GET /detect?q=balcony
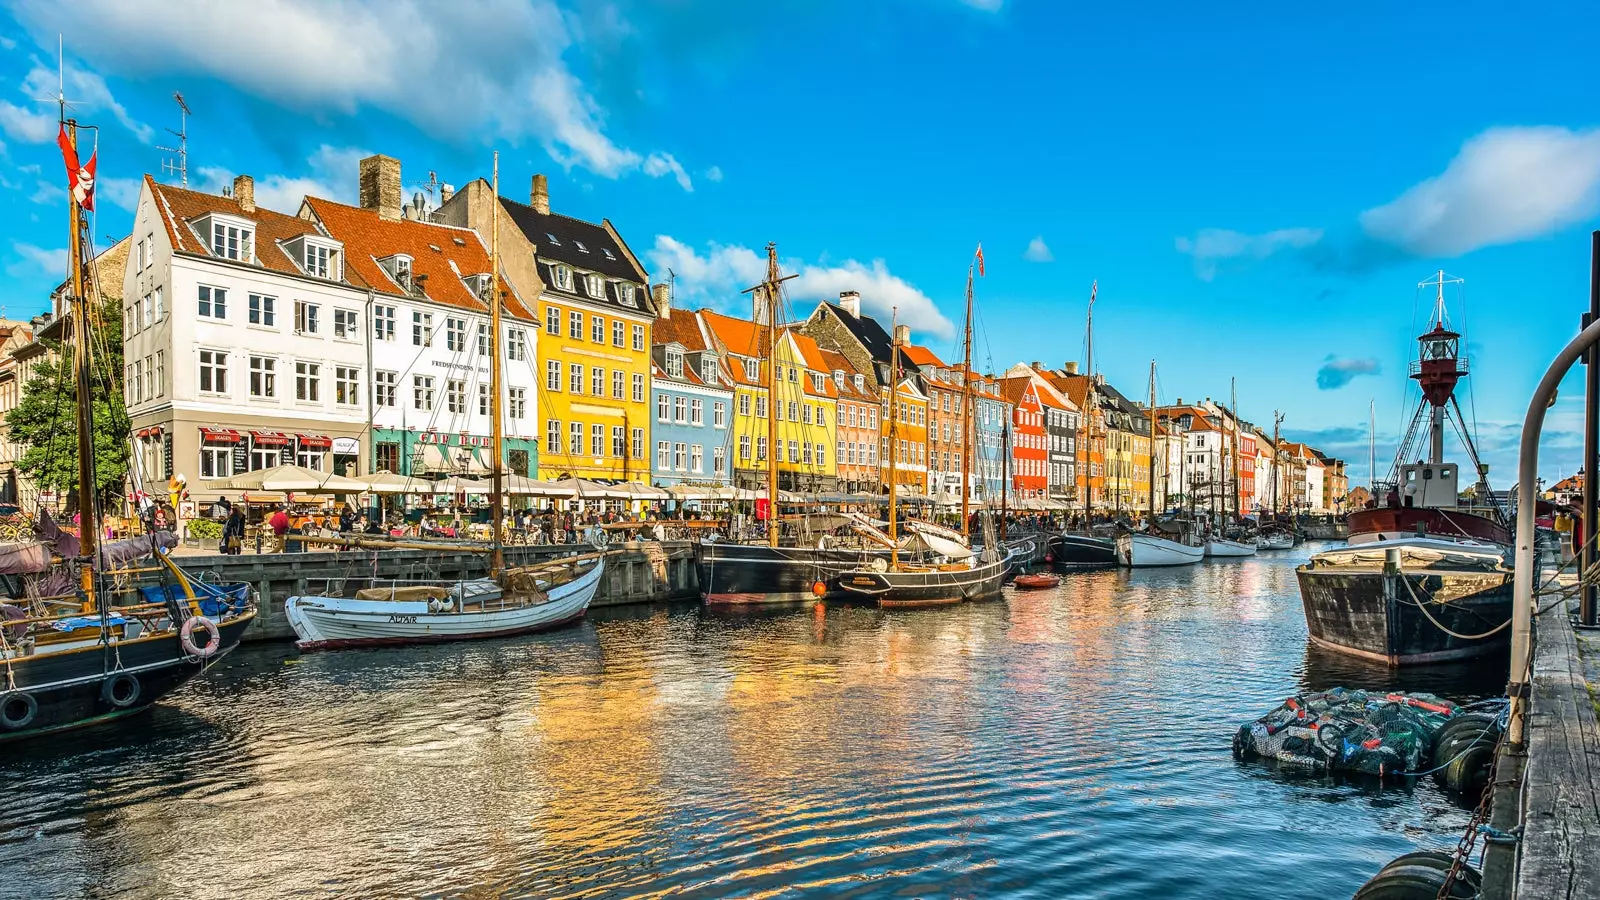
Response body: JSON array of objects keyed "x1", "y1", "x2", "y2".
[{"x1": 1409, "y1": 356, "x2": 1468, "y2": 377}]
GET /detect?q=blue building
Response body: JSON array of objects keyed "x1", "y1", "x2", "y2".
[{"x1": 650, "y1": 304, "x2": 734, "y2": 486}]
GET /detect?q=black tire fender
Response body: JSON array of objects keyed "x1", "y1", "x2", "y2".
[
  {"x1": 101, "y1": 672, "x2": 142, "y2": 709},
  {"x1": 0, "y1": 691, "x2": 38, "y2": 730}
]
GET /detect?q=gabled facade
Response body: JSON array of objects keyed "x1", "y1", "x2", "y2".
[
  {"x1": 1039, "y1": 365, "x2": 1105, "y2": 512},
  {"x1": 649, "y1": 293, "x2": 733, "y2": 487},
  {"x1": 302, "y1": 176, "x2": 541, "y2": 479},
  {"x1": 904, "y1": 343, "x2": 963, "y2": 501},
  {"x1": 437, "y1": 172, "x2": 653, "y2": 482},
  {"x1": 998, "y1": 375, "x2": 1046, "y2": 500},
  {"x1": 124, "y1": 174, "x2": 370, "y2": 500},
  {"x1": 1096, "y1": 380, "x2": 1151, "y2": 513},
  {"x1": 883, "y1": 375, "x2": 928, "y2": 496},
  {"x1": 822, "y1": 349, "x2": 880, "y2": 494},
  {"x1": 1005, "y1": 362, "x2": 1080, "y2": 505}
]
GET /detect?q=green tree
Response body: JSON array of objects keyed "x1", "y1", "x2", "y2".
[{"x1": 6, "y1": 297, "x2": 129, "y2": 507}]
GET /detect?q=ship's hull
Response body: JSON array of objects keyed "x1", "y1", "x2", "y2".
[
  {"x1": 1303, "y1": 521, "x2": 1350, "y2": 541},
  {"x1": 1347, "y1": 506, "x2": 1509, "y2": 545},
  {"x1": 834, "y1": 555, "x2": 1012, "y2": 608},
  {"x1": 0, "y1": 611, "x2": 256, "y2": 744},
  {"x1": 697, "y1": 542, "x2": 883, "y2": 605},
  {"x1": 1049, "y1": 534, "x2": 1118, "y2": 568},
  {"x1": 1115, "y1": 533, "x2": 1205, "y2": 567},
  {"x1": 1256, "y1": 533, "x2": 1295, "y2": 551},
  {"x1": 1295, "y1": 550, "x2": 1512, "y2": 666},
  {"x1": 285, "y1": 560, "x2": 601, "y2": 651},
  {"x1": 1204, "y1": 538, "x2": 1258, "y2": 558}
]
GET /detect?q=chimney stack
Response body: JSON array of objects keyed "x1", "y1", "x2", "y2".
[
  {"x1": 1064, "y1": 361, "x2": 1079, "y2": 375},
  {"x1": 1031, "y1": 360, "x2": 1043, "y2": 371},
  {"x1": 652, "y1": 283, "x2": 671, "y2": 319},
  {"x1": 359, "y1": 154, "x2": 402, "y2": 220},
  {"x1": 894, "y1": 324, "x2": 910, "y2": 346},
  {"x1": 530, "y1": 174, "x2": 550, "y2": 214},
  {"x1": 839, "y1": 290, "x2": 861, "y2": 317},
  {"x1": 441, "y1": 183, "x2": 455, "y2": 205},
  {"x1": 233, "y1": 175, "x2": 255, "y2": 213}
]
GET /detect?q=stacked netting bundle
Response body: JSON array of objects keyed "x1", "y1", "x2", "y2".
[{"x1": 1232, "y1": 688, "x2": 1467, "y2": 778}]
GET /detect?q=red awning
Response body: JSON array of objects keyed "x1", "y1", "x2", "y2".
[
  {"x1": 250, "y1": 430, "x2": 292, "y2": 446},
  {"x1": 297, "y1": 434, "x2": 333, "y2": 449},
  {"x1": 135, "y1": 426, "x2": 164, "y2": 439},
  {"x1": 199, "y1": 427, "x2": 243, "y2": 444}
]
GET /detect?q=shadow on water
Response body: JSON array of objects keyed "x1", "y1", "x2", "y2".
[{"x1": 1298, "y1": 642, "x2": 1508, "y2": 701}]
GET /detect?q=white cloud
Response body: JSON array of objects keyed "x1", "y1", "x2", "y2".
[
  {"x1": 642, "y1": 152, "x2": 692, "y2": 192},
  {"x1": 1360, "y1": 126, "x2": 1600, "y2": 257},
  {"x1": 28, "y1": 179, "x2": 66, "y2": 206},
  {"x1": 648, "y1": 235, "x2": 956, "y2": 338},
  {"x1": 98, "y1": 176, "x2": 144, "y2": 212},
  {"x1": 704, "y1": 165, "x2": 724, "y2": 183},
  {"x1": 0, "y1": 99, "x2": 55, "y2": 143},
  {"x1": 1174, "y1": 226, "x2": 1323, "y2": 280},
  {"x1": 6, "y1": 241, "x2": 68, "y2": 279},
  {"x1": 19, "y1": 60, "x2": 154, "y2": 143},
  {"x1": 961, "y1": 0, "x2": 1004, "y2": 9},
  {"x1": 8, "y1": 0, "x2": 693, "y2": 188},
  {"x1": 191, "y1": 144, "x2": 369, "y2": 212},
  {"x1": 1023, "y1": 235, "x2": 1053, "y2": 262}
]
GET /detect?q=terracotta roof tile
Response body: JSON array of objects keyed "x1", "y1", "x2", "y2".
[
  {"x1": 303, "y1": 196, "x2": 534, "y2": 321},
  {"x1": 901, "y1": 344, "x2": 945, "y2": 368},
  {"x1": 148, "y1": 176, "x2": 344, "y2": 283}
]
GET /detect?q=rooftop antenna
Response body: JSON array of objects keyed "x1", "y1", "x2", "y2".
[
  {"x1": 35, "y1": 36, "x2": 81, "y2": 122},
  {"x1": 421, "y1": 170, "x2": 442, "y2": 207},
  {"x1": 157, "y1": 91, "x2": 191, "y2": 186},
  {"x1": 1418, "y1": 268, "x2": 1463, "y2": 329},
  {"x1": 666, "y1": 267, "x2": 676, "y2": 304}
]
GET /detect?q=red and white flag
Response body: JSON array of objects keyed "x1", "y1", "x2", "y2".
[
  {"x1": 975, "y1": 243, "x2": 985, "y2": 277},
  {"x1": 57, "y1": 124, "x2": 97, "y2": 211},
  {"x1": 1089, "y1": 279, "x2": 1097, "y2": 309}
]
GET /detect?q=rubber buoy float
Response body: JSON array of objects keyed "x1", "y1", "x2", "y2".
[
  {"x1": 101, "y1": 672, "x2": 142, "y2": 709},
  {"x1": 811, "y1": 581, "x2": 827, "y2": 597},
  {"x1": 1353, "y1": 858, "x2": 1477, "y2": 899},
  {"x1": 0, "y1": 691, "x2": 37, "y2": 730},
  {"x1": 1377, "y1": 852, "x2": 1481, "y2": 894},
  {"x1": 180, "y1": 615, "x2": 221, "y2": 659}
]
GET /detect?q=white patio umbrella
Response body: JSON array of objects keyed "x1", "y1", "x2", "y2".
[
  {"x1": 432, "y1": 475, "x2": 492, "y2": 495},
  {"x1": 219, "y1": 464, "x2": 368, "y2": 494},
  {"x1": 361, "y1": 471, "x2": 430, "y2": 494},
  {"x1": 616, "y1": 482, "x2": 670, "y2": 500}
]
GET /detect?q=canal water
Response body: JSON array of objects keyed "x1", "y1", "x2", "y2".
[{"x1": 1, "y1": 545, "x2": 1505, "y2": 899}]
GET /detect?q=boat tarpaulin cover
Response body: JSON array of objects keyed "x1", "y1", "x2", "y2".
[
  {"x1": 0, "y1": 541, "x2": 51, "y2": 575},
  {"x1": 97, "y1": 531, "x2": 178, "y2": 570}
]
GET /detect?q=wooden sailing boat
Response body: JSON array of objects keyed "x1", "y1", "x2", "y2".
[
  {"x1": 1050, "y1": 282, "x2": 1117, "y2": 568},
  {"x1": 285, "y1": 154, "x2": 602, "y2": 650},
  {"x1": 835, "y1": 247, "x2": 1011, "y2": 606},
  {"x1": 1204, "y1": 378, "x2": 1257, "y2": 558},
  {"x1": 0, "y1": 114, "x2": 257, "y2": 744},
  {"x1": 1115, "y1": 361, "x2": 1203, "y2": 567}
]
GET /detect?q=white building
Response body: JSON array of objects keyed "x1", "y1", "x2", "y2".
[{"x1": 123, "y1": 175, "x2": 371, "y2": 500}]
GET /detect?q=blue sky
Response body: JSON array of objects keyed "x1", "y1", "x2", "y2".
[{"x1": 1, "y1": 0, "x2": 1597, "y2": 488}]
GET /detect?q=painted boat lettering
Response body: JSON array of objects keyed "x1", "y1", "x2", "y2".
[{"x1": 388, "y1": 614, "x2": 419, "y2": 624}]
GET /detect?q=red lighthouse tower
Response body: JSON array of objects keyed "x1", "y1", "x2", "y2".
[{"x1": 1411, "y1": 270, "x2": 1467, "y2": 464}]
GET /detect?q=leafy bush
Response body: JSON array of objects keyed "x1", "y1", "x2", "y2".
[{"x1": 187, "y1": 519, "x2": 222, "y2": 540}]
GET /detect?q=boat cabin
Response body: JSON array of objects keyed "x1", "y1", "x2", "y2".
[{"x1": 1399, "y1": 461, "x2": 1458, "y2": 508}]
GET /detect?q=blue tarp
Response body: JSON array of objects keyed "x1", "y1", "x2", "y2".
[{"x1": 138, "y1": 581, "x2": 251, "y2": 618}]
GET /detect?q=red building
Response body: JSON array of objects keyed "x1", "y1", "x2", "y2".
[{"x1": 999, "y1": 376, "x2": 1047, "y2": 499}]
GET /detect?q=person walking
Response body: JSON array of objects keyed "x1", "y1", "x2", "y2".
[
  {"x1": 221, "y1": 504, "x2": 247, "y2": 555},
  {"x1": 268, "y1": 506, "x2": 290, "y2": 552}
]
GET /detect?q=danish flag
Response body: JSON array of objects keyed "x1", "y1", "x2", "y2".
[
  {"x1": 56, "y1": 124, "x2": 97, "y2": 211},
  {"x1": 975, "y1": 243, "x2": 985, "y2": 277}
]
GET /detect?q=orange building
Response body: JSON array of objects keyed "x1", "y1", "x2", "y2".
[
  {"x1": 999, "y1": 375, "x2": 1047, "y2": 499},
  {"x1": 882, "y1": 375, "x2": 929, "y2": 496},
  {"x1": 1040, "y1": 367, "x2": 1105, "y2": 511},
  {"x1": 821, "y1": 349, "x2": 881, "y2": 494}
]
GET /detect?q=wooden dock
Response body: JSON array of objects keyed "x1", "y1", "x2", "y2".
[{"x1": 1482, "y1": 579, "x2": 1600, "y2": 898}]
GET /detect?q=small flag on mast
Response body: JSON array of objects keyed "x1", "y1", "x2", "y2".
[
  {"x1": 1089, "y1": 279, "x2": 1097, "y2": 309},
  {"x1": 975, "y1": 243, "x2": 985, "y2": 277},
  {"x1": 56, "y1": 124, "x2": 97, "y2": 211}
]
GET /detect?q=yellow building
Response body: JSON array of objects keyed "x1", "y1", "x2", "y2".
[
  {"x1": 700, "y1": 310, "x2": 838, "y2": 492},
  {"x1": 440, "y1": 174, "x2": 654, "y2": 482}
]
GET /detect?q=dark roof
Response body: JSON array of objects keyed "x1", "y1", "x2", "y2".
[
  {"x1": 499, "y1": 195, "x2": 644, "y2": 282},
  {"x1": 819, "y1": 301, "x2": 895, "y2": 365}
]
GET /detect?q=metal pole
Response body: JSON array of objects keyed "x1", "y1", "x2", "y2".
[
  {"x1": 1510, "y1": 312, "x2": 1600, "y2": 747},
  {"x1": 1584, "y1": 230, "x2": 1600, "y2": 627}
]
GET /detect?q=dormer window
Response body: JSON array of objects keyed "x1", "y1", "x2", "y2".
[
  {"x1": 665, "y1": 347, "x2": 684, "y2": 378},
  {"x1": 742, "y1": 358, "x2": 759, "y2": 381},
  {"x1": 466, "y1": 273, "x2": 492, "y2": 300},
  {"x1": 854, "y1": 374, "x2": 865, "y2": 391},
  {"x1": 380, "y1": 253, "x2": 415, "y2": 293},
  {"x1": 552, "y1": 264, "x2": 574, "y2": 292},
  {"x1": 617, "y1": 282, "x2": 636, "y2": 306},
  {"x1": 546, "y1": 233, "x2": 561, "y2": 247},
  {"x1": 701, "y1": 355, "x2": 718, "y2": 384},
  {"x1": 574, "y1": 240, "x2": 589, "y2": 253},
  {"x1": 602, "y1": 248, "x2": 616, "y2": 260},
  {"x1": 196, "y1": 213, "x2": 255, "y2": 262},
  {"x1": 584, "y1": 273, "x2": 604, "y2": 299},
  {"x1": 285, "y1": 235, "x2": 342, "y2": 280},
  {"x1": 833, "y1": 370, "x2": 845, "y2": 388},
  {"x1": 812, "y1": 372, "x2": 826, "y2": 391}
]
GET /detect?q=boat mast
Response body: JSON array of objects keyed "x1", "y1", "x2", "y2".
[
  {"x1": 1368, "y1": 398, "x2": 1376, "y2": 496},
  {"x1": 741, "y1": 244, "x2": 793, "y2": 548},
  {"x1": 1147, "y1": 360, "x2": 1157, "y2": 520},
  {"x1": 65, "y1": 117, "x2": 101, "y2": 609},
  {"x1": 488, "y1": 152, "x2": 505, "y2": 570},
  {"x1": 1230, "y1": 378, "x2": 1241, "y2": 521},
  {"x1": 960, "y1": 250, "x2": 976, "y2": 536},
  {"x1": 888, "y1": 307, "x2": 901, "y2": 569},
  {"x1": 1271, "y1": 411, "x2": 1283, "y2": 516}
]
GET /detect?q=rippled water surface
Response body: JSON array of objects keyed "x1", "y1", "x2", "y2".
[{"x1": 1, "y1": 545, "x2": 1506, "y2": 899}]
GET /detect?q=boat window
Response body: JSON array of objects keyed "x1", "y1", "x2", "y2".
[{"x1": 1440, "y1": 468, "x2": 1452, "y2": 478}]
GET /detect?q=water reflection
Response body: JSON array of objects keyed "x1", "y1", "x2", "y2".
[{"x1": 1, "y1": 547, "x2": 1494, "y2": 898}]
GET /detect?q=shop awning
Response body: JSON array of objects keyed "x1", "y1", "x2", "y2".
[
  {"x1": 199, "y1": 427, "x2": 243, "y2": 443},
  {"x1": 297, "y1": 434, "x2": 333, "y2": 449},
  {"x1": 135, "y1": 426, "x2": 164, "y2": 439},
  {"x1": 250, "y1": 430, "x2": 292, "y2": 446}
]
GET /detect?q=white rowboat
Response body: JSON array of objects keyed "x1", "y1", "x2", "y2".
[
  {"x1": 1115, "y1": 533, "x2": 1205, "y2": 567},
  {"x1": 1204, "y1": 538, "x2": 1258, "y2": 558},
  {"x1": 285, "y1": 555, "x2": 603, "y2": 651}
]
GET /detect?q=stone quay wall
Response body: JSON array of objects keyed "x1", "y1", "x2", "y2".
[{"x1": 157, "y1": 541, "x2": 700, "y2": 642}]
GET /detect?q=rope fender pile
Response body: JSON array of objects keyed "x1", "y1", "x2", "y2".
[{"x1": 1232, "y1": 688, "x2": 1506, "y2": 780}]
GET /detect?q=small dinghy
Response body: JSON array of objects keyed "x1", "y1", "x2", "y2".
[{"x1": 1012, "y1": 573, "x2": 1060, "y2": 590}]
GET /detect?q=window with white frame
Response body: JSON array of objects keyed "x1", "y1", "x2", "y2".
[
  {"x1": 547, "y1": 419, "x2": 561, "y2": 452},
  {"x1": 510, "y1": 388, "x2": 526, "y2": 420},
  {"x1": 742, "y1": 358, "x2": 759, "y2": 381},
  {"x1": 713, "y1": 447, "x2": 726, "y2": 474},
  {"x1": 508, "y1": 328, "x2": 528, "y2": 361},
  {"x1": 617, "y1": 282, "x2": 636, "y2": 306},
  {"x1": 612, "y1": 370, "x2": 623, "y2": 399},
  {"x1": 755, "y1": 396, "x2": 767, "y2": 418},
  {"x1": 478, "y1": 383, "x2": 489, "y2": 416},
  {"x1": 294, "y1": 301, "x2": 319, "y2": 334},
  {"x1": 674, "y1": 397, "x2": 687, "y2": 423},
  {"x1": 590, "y1": 366, "x2": 603, "y2": 396},
  {"x1": 568, "y1": 310, "x2": 582, "y2": 339},
  {"x1": 757, "y1": 436, "x2": 767, "y2": 461},
  {"x1": 740, "y1": 435, "x2": 751, "y2": 460},
  {"x1": 304, "y1": 242, "x2": 336, "y2": 279},
  {"x1": 569, "y1": 364, "x2": 583, "y2": 395},
  {"x1": 657, "y1": 441, "x2": 671, "y2": 471},
  {"x1": 295, "y1": 362, "x2": 320, "y2": 401},
  {"x1": 585, "y1": 273, "x2": 604, "y2": 300},
  {"x1": 198, "y1": 285, "x2": 227, "y2": 319},
  {"x1": 590, "y1": 315, "x2": 604, "y2": 344},
  {"x1": 632, "y1": 428, "x2": 643, "y2": 459},
  {"x1": 375, "y1": 370, "x2": 397, "y2": 407},
  {"x1": 739, "y1": 393, "x2": 750, "y2": 416},
  {"x1": 632, "y1": 324, "x2": 645, "y2": 351},
  {"x1": 249, "y1": 445, "x2": 279, "y2": 471},
  {"x1": 413, "y1": 311, "x2": 432, "y2": 346},
  {"x1": 335, "y1": 367, "x2": 359, "y2": 405},
  {"x1": 612, "y1": 320, "x2": 624, "y2": 347},
  {"x1": 445, "y1": 317, "x2": 466, "y2": 352},
  {"x1": 568, "y1": 422, "x2": 582, "y2": 454},
  {"x1": 690, "y1": 445, "x2": 703, "y2": 473},
  {"x1": 612, "y1": 425, "x2": 625, "y2": 457},
  {"x1": 690, "y1": 398, "x2": 703, "y2": 425},
  {"x1": 477, "y1": 321, "x2": 490, "y2": 356},
  {"x1": 154, "y1": 351, "x2": 164, "y2": 397},
  {"x1": 130, "y1": 360, "x2": 143, "y2": 404},
  {"x1": 546, "y1": 305, "x2": 560, "y2": 335},
  {"x1": 632, "y1": 373, "x2": 644, "y2": 402},
  {"x1": 803, "y1": 443, "x2": 813, "y2": 465},
  {"x1": 414, "y1": 375, "x2": 435, "y2": 410},
  {"x1": 249, "y1": 356, "x2": 276, "y2": 398},
  {"x1": 713, "y1": 401, "x2": 726, "y2": 428},
  {"x1": 296, "y1": 444, "x2": 324, "y2": 470},
  {"x1": 553, "y1": 265, "x2": 574, "y2": 292},
  {"x1": 198, "y1": 349, "x2": 228, "y2": 393},
  {"x1": 546, "y1": 360, "x2": 561, "y2": 391},
  {"x1": 591, "y1": 424, "x2": 604, "y2": 456},
  {"x1": 333, "y1": 308, "x2": 357, "y2": 340},
  {"x1": 446, "y1": 379, "x2": 466, "y2": 413},
  {"x1": 200, "y1": 444, "x2": 233, "y2": 479},
  {"x1": 702, "y1": 356, "x2": 718, "y2": 384},
  {"x1": 666, "y1": 348, "x2": 684, "y2": 378},
  {"x1": 674, "y1": 443, "x2": 687, "y2": 471},
  {"x1": 374, "y1": 304, "x2": 396, "y2": 340},
  {"x1": 210, "y1": 219, "x2": 253, "y2": 261},
  {"x1": 657, "y1": 393, "x2": 669, "y2": 421}
]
